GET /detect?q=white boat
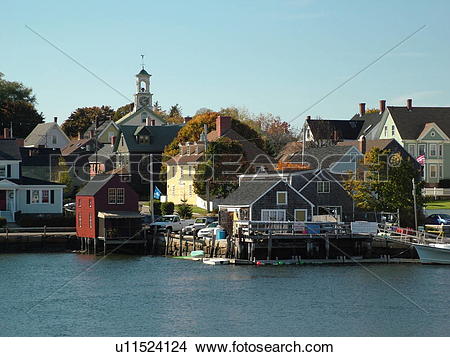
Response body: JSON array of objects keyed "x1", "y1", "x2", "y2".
[
  {"x1": 414, "y1": 243, "x2": 450, "y2": 264},
  {"x1": 203, "y1": 258, "x2": 229, "y2": 265}
]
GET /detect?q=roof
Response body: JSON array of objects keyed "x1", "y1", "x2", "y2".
[
  {"x1": 306, "y1": 119, "x2": 363, "y2": 141},
  {"x1": 0, "y1": 139, "x2": 22, "y2": 160},
  {"x1": 8, "y1": 176, "x2": 65, "y2": 186},
  {"x1": 165, "y1": 153, "x2": 204, "y2": 165},
  {"x1": 76, "y1": 174, "x2": 114, "y2": 196},
  {"x1": 207, "y1": 128, "x2": 269, "y2": 163},
  {"x1": 218, "y1": 180, "x2": 279, "y2": 206},
  {"x1": 276, "y1": 141, "x2": 303, "y2": 162},
  {"x1": 24, "y1": 122, "x2": 69, "y2": 146},
  {"x1": 119, "y1": 124, "x2": 182, "y2": 153},
  {"x1": 62, "y1": 138, "x2": 95, "y2": 156},
  {"x1": 88, "y1": 143, "x2": 115, "y2": 163},
  {"x1": 289, "y1": 146, "x2": 354, "y2": 170},
  {"x1": 337, "y1": 139, "x2": 394, "y2": 152},
  {"x1": 84, "y1": 119, "x2": 113, "y2": 138},
  {"x1": 387, "y1": 106, "x2": 450, "y2": 139},
  {"x1": 350, "y1": 112, "x2": 384, "y2": 138},
  {"x1": 98, "y1": 211, "x2": 142, "y2": 219},
  {"x1": 20, "y1": 147, "x2": 61, "y2": 165},
  {"x1": 137, "y1": 68, "x2": 150, "y2": 76}
]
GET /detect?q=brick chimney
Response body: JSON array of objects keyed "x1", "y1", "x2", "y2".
[
  {"x1": 89, "y1": 130, "x2": 95, "y2": 139},
  {"x1": 359, "y1": 103, "x2": 366, "y2": 117},
  {"x1": 406, "y1": 98, "x2": 413, "y2": 111},
  {"x1": 183, "y1": 116, "x2": 192, "y2": 124},
  {"x1": 111, "y1": 135, "x2": 116, "y2": 146},
  {"x1": 216, "y1": 116, "x2": 232, "y2": 137},
  {"x1": 306, "y1": 115, "x2": 311, "y2": 120},
  {"x1": 358, "y1": 135, "x2": 366, "y2": 154},
  {"x1": 54, "y1": 116, "x2": 58, "y2": 123},
  {"x1": 3, "y1": 128, "x2": 10, "y2": 138},
  {"x1": 379, "y1": 100, "x2": 386, "y2": 113}
]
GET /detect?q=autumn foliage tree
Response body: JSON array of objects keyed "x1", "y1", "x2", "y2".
[{"x1": 62, "y1": 105, "x2": 115, "y2": 138}]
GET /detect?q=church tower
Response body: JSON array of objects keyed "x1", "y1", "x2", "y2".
[{"x1": 134, "y1": 67, "x2": 153, "y2": 112}]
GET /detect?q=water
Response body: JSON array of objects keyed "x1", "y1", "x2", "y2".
[{"x1": 0, "y1": 253, "x2": 449, "y2": 336}]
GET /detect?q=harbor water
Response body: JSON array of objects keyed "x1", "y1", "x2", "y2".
[{"x1": 0, "y1": 253, "x2": 449, "y2": 336}]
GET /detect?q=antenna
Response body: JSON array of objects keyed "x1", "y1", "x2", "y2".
[{"x1": 141, "y1": 54, "x2": 145, "y2": 69}]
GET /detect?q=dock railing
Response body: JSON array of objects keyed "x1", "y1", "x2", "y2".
[{"x1": 377, "y1": 224, "x2": 448, "y2": 245}]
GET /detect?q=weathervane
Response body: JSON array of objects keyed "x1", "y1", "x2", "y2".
[{"x1": 141, "y1": 54, "x2": 145, "y2": 69}]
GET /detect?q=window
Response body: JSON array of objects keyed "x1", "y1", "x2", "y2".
[
  {"x1": 317, "y1": 181, "x2": 330, "y2": 193},
  {"x1": 52, "y1": 135, "x2": 57, "y2": 144},
  {"x1": 430, "y1": 144, "x2": 437, "y2": 157},
  {"x1": 108, "y1": 188, "x2": 116, "y2": 204},
  {"x1": 408, "y1": 144, "x2": 416, "y2": 157},
  {"x1": 431, "y1": 131, "x2": 436, "y2": 137},
  {"x1": 138, "y1": 135, "x2": 150, "y2": 144},
  {"x1": 276, "y1": 191, "x2": 287, "y2": 205},
  {"x1": 0, "y1": 165, "x2": 5, "y2": 177},
  {"x1": 188, "y1": 165, "x2": 192, "y2": 177},
  {"x1": 439, "y1": 165, "x2": 443, "y2": 179},
  {"x1": 151, "y1": 119, "x2": 156, "y2": 126},
  {"x1": 41, "y1": 190, "x2": 49, "y2": 203},
  {"x1": 172, "y1": 185, "x2": 175, "y2": 196},
  {"x1": 418, "y1": 144, "x2": 426, "y2": 156},
  {"x1": 89, "y1": 213, "x2": 92, "y2": 228},
  {"x1": 261, "y1": 209, "x2": 286, "y2": 221},
  {"x1": 294, "y1": 209, "x2": 307, "y2": 222},
  {"x1": 31, "y1": 190, "x2": 40, "y2": 204},
  {"x1": 78, "y1": 213, "x2": 82, "y2": 228},
  {"x1": 116, "y1": 188, "x2": 125, "y2": 204},
  {"x1": 430, "y1": 164, "x2": 438, "y2": 179},
  {"x1": 180, "y1": 167, "x2": 184, "y2": 178},
  {"x1": 89, "y1": 199, "x2": 92, "y2": 208},
  {"x1": 189, "y1": 185, "x2": 192, "y2": 196},
  {"x1": 439, "y1": 144, "x2": 443, "y2": 157},
  {"x1": 391, "y1": 125, "x2": 395, "y2": 136},
  {"x1": 78, "y1": 199, "x2": 81, "y2": 208},
  {"x1": 384, "y1": 126, "x2": 387, "y2": 136},
  {"x1": 141, "y1": 113, "x2": 147, "y2": 123}
]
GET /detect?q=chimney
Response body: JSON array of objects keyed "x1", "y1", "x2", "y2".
[
  {"x1": 306, "y1": 115, "x2": 311, "y2": 120},
  {"x1": 111, "y1": 135, "x2": 116, "y2": 146},
  {"x1": 89, "y1": 130, "x2": 95, "y2": 139},
  {"x1": 359, "y1": 103, "x2": 366, "y2": 117},
  {"x1": 358, "y1": 135, "x2": 367, "y2": 154},
  {"x1": 184, "y1": 116, "x2": 192, "y2": 124},
  {"x1": 146, "y1": 117, "x2": 151, "y2": 126},
  {"x1": 406, "y1": 98, "x2": 413, "y2": 111},
  {"x1": 78, "y1": 132, "x2": 82, "y2": 140},
  {"x1": 216, "y1": 116, "x2": 232, "y2": 137},
  {"x1": 3, "y1": 128, "x2": 10, "y2": 139},
  {"x1": 54, "y1": 116, "x2": 58, "y2": 123},
  {"x1": 379, "y1": 100, "x2": 386, "y2": 113}
]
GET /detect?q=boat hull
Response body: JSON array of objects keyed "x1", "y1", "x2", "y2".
[{"x1": 414, "y1": 244, "x2": 450, "y2": 264}]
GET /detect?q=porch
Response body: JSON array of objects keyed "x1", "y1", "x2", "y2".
[{"x1": 0, "y1": 189, "x2": 17, "y2": 222}]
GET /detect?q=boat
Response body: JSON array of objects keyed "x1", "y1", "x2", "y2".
[
  {"x1": 203, "y1": 258, "x2": 229, "y2": 265},
  {"x1": 413, "y1": 243, "x2": 450, "y2": 264}
]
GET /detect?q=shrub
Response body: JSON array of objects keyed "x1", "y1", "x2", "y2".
[
  {"x1": 177, "y1": 201, "x2": 193, "y2": 219},
  {"x1": 439, "y1": 179, "x2": 450, "y2": 188},
  {"x1": 0, "y1": 217, "x2": 7, "y2": 227},
  {"x1": 161, "y1": 201, "x2": 175, "y2": 215},
  {"x1": 16, "y1": 214, "x2": 75, "y2": 227}
]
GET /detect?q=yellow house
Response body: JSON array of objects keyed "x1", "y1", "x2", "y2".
[{"x1": 165, "y1": 142, "x2": 205, "y2": 205}]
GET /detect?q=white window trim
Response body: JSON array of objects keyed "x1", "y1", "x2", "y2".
[
  {"x1": 261, "y1": 209, "x2": 286, "y2": 222},
  {"x1": 439, "y1": 164, "x2": 444, "y2": 179},
  {"x1": 108, "y1": 188, "x2": 116, "y2": 204},
  {"x1": 116, "y1": 188, "x2": 125, "y2": 205},
  {"x1": 429, "y1": 164, "x2": 438, "y2": 179},
  {"x1": 30, "y1": 189, "x2": 51, "y2": 204},
  {"x1": 418, "y1": 144, "x2": 426, "y2": 156},
  {"x1": 408, "y1": 144, "x2": 416, "y2": 157},
  {"x1": 317, "y1": 181, "x2": 331, "y2": 193},
  {"x1": 294, "y1": 209, "x2": 308, "y2": 222},
  {"x1": 276, "y1": 191, "x2": 288, "y2": 205},
  {"x1": 430, "y1": 144, "x2": 437, "y2": 157}
]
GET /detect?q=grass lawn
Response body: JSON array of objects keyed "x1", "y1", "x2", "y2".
[{"x1": 424, "y1": 200, "x2": 450, "y2": 209}]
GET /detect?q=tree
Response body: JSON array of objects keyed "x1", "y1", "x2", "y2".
[
  {"x1": 0, "y1": 73, "x2": 36, "y2": 104},
  {"x1": 344, "y1": 147, "x2": 424, "y2": 227},
  {"x1": 167, "y1": 104, "x2": 184, "y2": 124},
  {"x1": 177, "y1": 199, "x2": 193, "y2": 219},
  {"x1": 0, "y1": 73, "x2": 44, "y2": 138},
  {"x1": 113, "y1": 102, "x2": 134, "y2": 121},
  {"x1": 0, "y1": 100, "x2": 44, "y2": 138},
  {"x1": 193, "y1": 137, "x2": 247, "y2": 199},
  {"x1": 54, "y1": 157, "x2": 76, "y2": 197},
  {"x1": 62, "y1": 106, "x2": 115, "y2": 138},
  {"x1": 161, "y1": 201, "x2": 175, "y2": 215}
]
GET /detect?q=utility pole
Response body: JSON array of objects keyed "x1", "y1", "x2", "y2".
[
  {"x1": 200, "y1": 124, "x2": 210, "y2": 213},
  {"x1": 412, "y1": 178, "x2": 418, "y2": 231},
  {"x1": 301, "y1": 120, "x2": 306, "y2": 165},
  {"x1": 149, "y1": 153, "x2": 154, "y2": 222}
]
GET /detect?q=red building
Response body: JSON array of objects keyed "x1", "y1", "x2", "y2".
[{"x1": 76, "y1": 174, "x2": 141, "y2": 239}]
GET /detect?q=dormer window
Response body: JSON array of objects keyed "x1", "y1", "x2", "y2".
[{"x1": 138, "y1": 135, "x2": 150, "y2": 144}]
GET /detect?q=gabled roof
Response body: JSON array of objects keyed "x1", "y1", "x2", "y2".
[
  {"x1": 350, "y1": 112, "x2": 385, "y2": 138},
  {"x1": 218, "y1": 180, "x2": 281, "y2": 206},
  {"x1": 337, "y1": 139, "x2": 394, "y2": 152},
  {"x1": 387, "y1": 106, "x2": 450, "y2": 139},
  {"x1": 137, "y1": 68, "x2": 150, "y2": 76},
  {"x1": 306, "y1": 119, "x2": 363, "y2": 141},
  {"x1": 116, "y1": 105, "x2": 165, "y2": 125},
  {"x1": 77, "y1": 174, "x2": 114, "y2": 196},
  {"x1": 24, "y1": 122, "x2": 69, "y2": 146},
  {"x1": 288, "y1": 146, "x2": 356, "y2": 170},
  {"x1": 118, "y1": 124, "x2": 182, "y2": 153},
  {"x1": 62, "y1": 137, "x2": 96, "y2": 156},
  {"x1": 0, "y1": 139, "x2": 22, "y2": 160},
  {"x1": 88, "y1": 143, "x2": 116, "y2": 163},
  {"x1": 8, "y1": 176, "x2": 65, "y2": 186}
]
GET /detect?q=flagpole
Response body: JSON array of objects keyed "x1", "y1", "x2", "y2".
[{"x1": 150, "y1": 154, "x2": 154, "y2": 222}]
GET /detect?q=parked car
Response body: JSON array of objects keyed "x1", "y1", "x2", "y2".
[
  {"x1": 197, "y1": 222, "x2": 223, "y2": 238},
  {"x1": 182, "y1": 216, "x2": 217, "y2": 236},
  {"x1": 150, "y1": 215, "x2": 193, "y2": 233},
  {"x1": 141, "y1": 214, "x2": 160, "y2": 228},
  {"x1": 64, "y1": 202, "x2": 76, "y2": 213},
  {"x1": 425, "y1": 214, "x2": 450, "y2": 225}
]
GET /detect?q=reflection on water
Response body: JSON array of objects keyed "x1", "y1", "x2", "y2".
[{"x1": 0, "y1": 254, "x2": 449, "y2": 336}]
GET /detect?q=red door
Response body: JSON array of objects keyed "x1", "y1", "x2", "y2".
[{"x1": 0, "y1": 191, "x2": 6, "y2": 210}]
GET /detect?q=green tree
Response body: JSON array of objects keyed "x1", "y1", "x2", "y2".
[
  {"x1": 0, "y1": 100, "x2": 44, "y2": 138},
  {"x1": 54, "y1": 157, "x2": 75, "y2": 197},
  {"x1": 193, "y1": 137, "x2": 247, "y2": 199},
  {"x1": 167, "y1": 104, "x2": 184, "y2": 124},
  {"x1": 161, "y1": 201, "x2": 175, "y2": 215},
  {"x1": 344, "y1": 147, "x2": 424, "y2": 227},
  {"x1": 113, "y1": 102, "x2": 134, "y2": 121},
  {"x1": 177, "y1": 199, "x2": 193, "y2": 219},
  {"x1": 62, "y1": 105, "x2": 115, "y2": 138},
  {"x1": 0, "y1": 73, "x2": 36, "y2": 104}
]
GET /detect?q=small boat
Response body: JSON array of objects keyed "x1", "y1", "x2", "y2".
[
  {"x1": 190, "y1": 250, "x2": 205, "y2": 258},
  {"x1": 203, "y1": 258, "x2": 229, "y2": 265},
  {"x1": 414, "y1": 243, "x2": 450, "y2": 264}
]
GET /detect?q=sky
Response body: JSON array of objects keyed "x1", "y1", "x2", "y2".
[{"x1": 1, "y1": 0, "x2": 450, "y2": 129}]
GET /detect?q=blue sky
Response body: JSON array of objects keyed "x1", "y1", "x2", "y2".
[{"x1": 1, "y1": 0, "x2": 449, "y2": 128}]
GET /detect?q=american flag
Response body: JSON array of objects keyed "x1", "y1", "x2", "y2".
[{"x1": 416, "y1": 154, "x2": 425, "y2": 166}]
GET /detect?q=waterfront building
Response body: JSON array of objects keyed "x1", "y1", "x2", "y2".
[{"x1": 24, "y1": 116, "x2": 70, "y2": 149}]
